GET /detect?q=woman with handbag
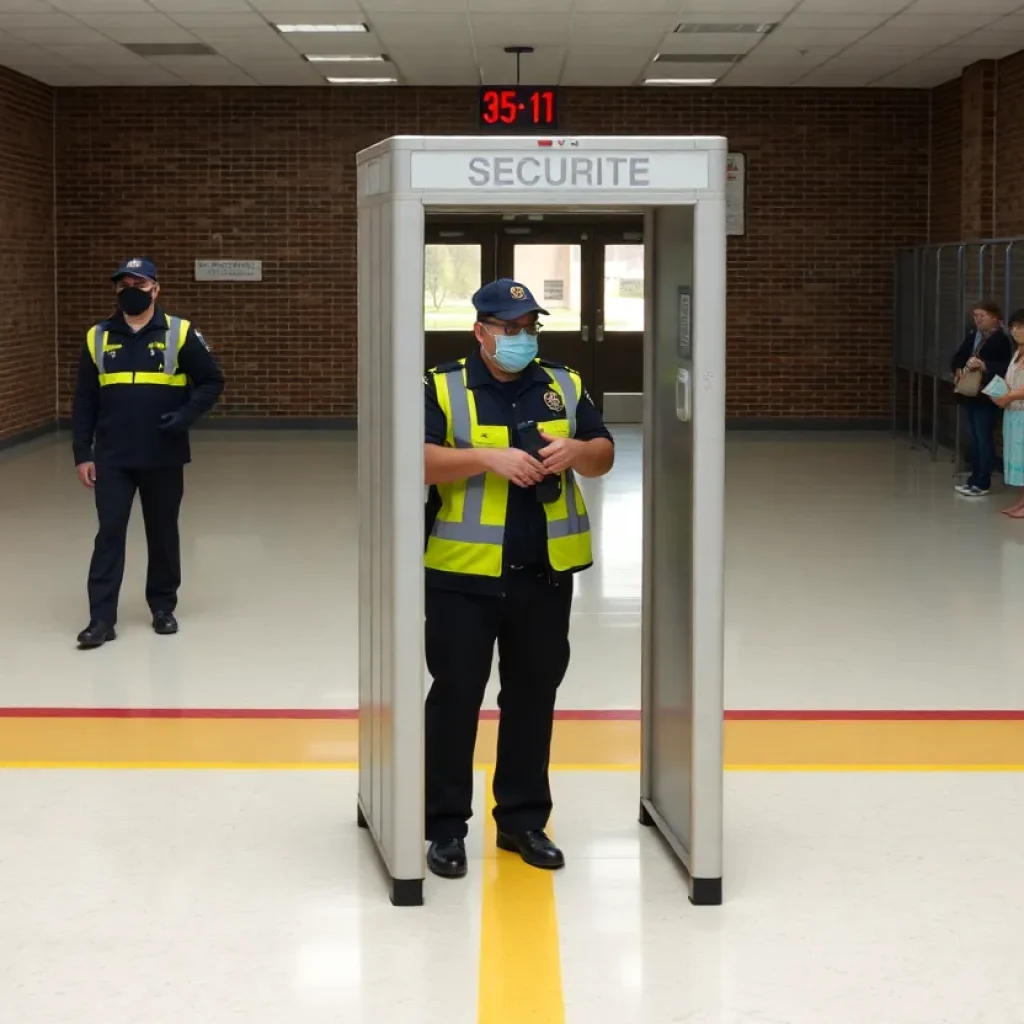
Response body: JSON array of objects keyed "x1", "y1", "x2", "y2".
[
  {"x1": 952, "y1": 300, "x2": 1012, "y2": 497},
  {"x1": 988, "y1": 309, "x2": 1024, "y2": 517}
]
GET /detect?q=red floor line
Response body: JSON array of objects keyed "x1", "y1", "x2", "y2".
[{"x1": 1, "y1": 707, "x2": 1023, "y2": 721}]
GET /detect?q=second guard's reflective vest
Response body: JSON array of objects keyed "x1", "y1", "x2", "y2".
[
  {"x1": 85, "y1": 315, "x2": 190, "y2": 388},
  {"x1": 425, "y1": 358, "x2": 593, "y2": 577}
]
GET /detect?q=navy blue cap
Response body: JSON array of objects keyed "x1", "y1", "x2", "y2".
[
  {"x1": 472, "y1": 278, "x2": 549, "y2": 321},
  {"x1": 111, "y1": 258, "x2": 158, "y2": 282}
]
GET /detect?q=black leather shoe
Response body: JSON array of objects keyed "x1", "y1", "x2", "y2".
[
  {"x1": 77, "y1": 621, "x2": 116, "y2": 649},
  {"x1": 496, "y1": 830, "x2": 565, "y2": 869},
  {"x1": 152, "y1": 611, "x2": 178, "y2": 635},
  {"x1": 427, "y1": 838, "x2": 467, "y2": 879}
]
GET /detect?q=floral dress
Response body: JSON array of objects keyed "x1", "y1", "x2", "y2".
[{"x1": 1003, "y1": 354, "x2": 1024, "y2": 486}]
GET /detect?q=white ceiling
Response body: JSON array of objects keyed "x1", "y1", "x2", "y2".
[{"x1": 0, "y1": 0, "x2": 1023, "y2": 88}]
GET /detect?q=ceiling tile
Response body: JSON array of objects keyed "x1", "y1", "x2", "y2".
[
  {"x1": 561, "y1": 65, "x2": 643, "y2": 85},
  {"x1": 49, "y1": 0, "x2": 155, "y2": 12},
  {"x1": 190, "y1": 29, "x2": 298, "y2": 57},
  {"x1": 575, "y1": 0, "x2": 686, "y2": 10},
  {"x1": 470, "y1": 13, "x2": 572, "y2": 46},
  {"x1": 871, "y1": 65, "x2": 960, "y2": 86},
  {"x1": 781, "y1": 12, "x2": 889, "y2": 28},
  {"x1": 798, "y1": 0, "x2": 912, "y2": 11},
  {"x1": 0, "y1": 11, "x2": 81, "y2": 28},
  {"x1": 161, "y1": 13, "x2": 270, "y2": 31},
  {"x1": 403, "y1": 68, "x2": 479, "y2": 85},
  {"x1": 737, "y1": 44, "x2": 842, "y2": 65},
  {"x1": 905, "y1": 0, "x2": 1021, "y2": 11},
  {"x1": 0, "y1": 1, "x2": 52, "y2": 12},
  {"x1": 677, "y1": 0, "x2": 796, "y2": 13},
  {"x1": 245, "y1": 63, "x2": 329, "y2": 84},
  {"x1": 470, "y1": 0, "x2": 571, "y2": 9},
  {"x1": 718, "y1": 63, "x2": 804, "y2": 84},
  {"x1": 149, "y1": 0, "x2": 251, "y2": 10},
  {"x1": 360, "y1": 0, "x2": 466, "y2": 9},
  {"x1": 249, "y1": 0, "x2": 364, "y2": 12},
  {"x1": 568, "y1": 13, "x2": 676, "y2": 46},
  {"x1": 74, "y1": 12, "x2": 203, "y2": 42},
  {"x1": 656, "y1": 33, "x2": 760, "y2": 54},
  {"x1": 370, "y1": 12, "x2": 471, "y2": 44},
  {"x1": 760, "y1": 27, "x2": 873, "y2": 47},
  {"x1": 797, "y1": 67, "x2": 879, "y2": 86},
  {"x1": 864, "y1": 16, "x2": 989, "y2": 46}
]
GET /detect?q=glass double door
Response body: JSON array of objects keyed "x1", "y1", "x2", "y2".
[{"x1": 424, "y1": 217, "x2": 645, "y2": 412}]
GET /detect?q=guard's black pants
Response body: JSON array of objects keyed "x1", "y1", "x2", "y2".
[
  {"x1": 87, "y1": 465, "x2": 184, "y2": 625},
  {"x1": 424, "y1": 568, "x2": 573, "y2": 841}
]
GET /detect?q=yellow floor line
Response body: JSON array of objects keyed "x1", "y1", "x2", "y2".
[
  {"x1": 477, "y1": 769, "x2": 565, "y2": 1024},
  {"x1": 4, "y1": 761, "x2": 1024, "y2": 772}
]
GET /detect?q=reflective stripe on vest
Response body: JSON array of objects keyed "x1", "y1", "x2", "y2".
[
  {"x1": 87, "y1": 316, "x2": 189, "y2": 387},
  {"x1": 425, "y1": 360, "x2": 593, "y2": 576}
]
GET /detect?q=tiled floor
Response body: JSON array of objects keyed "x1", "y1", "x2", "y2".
[{"x1": 1, "y1": 429, "x2": 1022, "y2": 1023}]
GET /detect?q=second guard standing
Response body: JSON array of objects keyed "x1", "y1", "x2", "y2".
[
  {"x1": 72, "y1": 258, "x2": 225, "y2": 649},
  {"x1": 423, "y1": 278, "x2": 615, "y2": 879}
]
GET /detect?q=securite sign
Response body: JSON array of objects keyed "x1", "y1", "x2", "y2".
[{"x1": 409, "y1": 149, "x2": 709, "y2": 192}]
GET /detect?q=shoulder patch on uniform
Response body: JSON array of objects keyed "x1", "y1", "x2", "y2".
[
  {"x1": 538, "y1": 358, "x2": 575, "y2": 374},
  {"x1": 431, "y1": 360, "x2": 464, "y2": 375}
]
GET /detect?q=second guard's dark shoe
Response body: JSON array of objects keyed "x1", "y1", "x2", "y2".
[
  {"x1": 427, "y1": 838, "x2": 467, "y2": 879},
  {"x1": 496, "y1": 830, "x2": 565, "y2": 870},
  {"x1": 152, "y1": 611, "x2": 178, "y2": 635},
  {"x1": 77, "y1": 621, "x2": 116, "y2": 650}
]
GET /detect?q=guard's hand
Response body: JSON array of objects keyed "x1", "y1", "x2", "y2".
[
  {"x1": 967, "y1": 357, "x2": 986, "y2": 371},
  {"x1": 538, "y1": 432, "x2": 583, "y2": 475},
  {"x1": 159, "y1": 411, "x2": 187, "y2": 435},
  {"x1": 77, "y1": 462, "x2": 96, "y2": 488},
  {"x1": 483, "y1": 448, "x2": 547, "y2": 488}
]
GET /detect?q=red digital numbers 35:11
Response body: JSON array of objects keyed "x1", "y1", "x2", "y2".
[{"x1": 480, "y1": 89, "x2": 556, "y2": 127}]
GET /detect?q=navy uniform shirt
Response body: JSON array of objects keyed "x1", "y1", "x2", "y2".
[
  {"x1": 72, "y1": 308, "x2": 226, "y2": 469},
  {"x1": 424, "y1": 347, "x2": 613, "y2": 594}
]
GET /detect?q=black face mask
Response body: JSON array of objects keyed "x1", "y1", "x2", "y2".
[{"x1": 117, "y1": 287, "x2": 154, "y2": 317}]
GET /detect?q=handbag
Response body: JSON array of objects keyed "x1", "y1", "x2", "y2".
[{"x1": 954, "y1": 333, "x2": 989, "y2": 397}]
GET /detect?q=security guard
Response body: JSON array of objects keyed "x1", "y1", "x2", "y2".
[
  {"x1": 71, "y1": 258, "x2": 225, "y2": 649},
  {"x1": 423, "y1": 278, "x2": 615, "y2": 878}
]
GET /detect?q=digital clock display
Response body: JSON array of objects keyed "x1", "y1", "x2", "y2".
[{"x1": 479, "y1": 87, "x2": 559, "y2": 133}]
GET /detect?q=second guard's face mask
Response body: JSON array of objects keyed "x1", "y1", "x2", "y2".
[
  {"x1": 117, "y1": 286, "x2": 154, "y2": 317},
  {"x1": 488, "y1": 328, "x2": 539, "y2": 373}
]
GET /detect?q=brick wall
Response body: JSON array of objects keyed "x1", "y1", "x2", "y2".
[
  {"x1": 54, "y1": 86, "x2": 929, "y2": 424},
  {"x1": 928, "y1": 79, "x2": 962, "y2": 244},
  {"x1": 995, "y1": 51, "x2": 1024, "y2": 237},
  {"x1": 0, "y1": 67, "x2": 54, "y2": 446}
]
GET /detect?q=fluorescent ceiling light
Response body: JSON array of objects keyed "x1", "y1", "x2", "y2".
[
  {"x1": 305, "y1": 54, "x2": 385, "y2": 62},
  {"x1": 275, "y1": 23, "x2": 368, "y2": 33},
  {"x1": 643, "y1": 77, "x2": 717, "y2": 85},
  {"x1": 326, "y1": 76, "x2": 397, "y2": 85},
  {"x1": 675, "y1": 22, "x2": 774, "y2": 33}
]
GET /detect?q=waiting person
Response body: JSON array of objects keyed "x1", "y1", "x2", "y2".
[
  {"x1": 989, "y1": 308, "x2": 1024, "y2": 518},
  {"x1": 952, "y1": 300, "x2": 1011, "y2": 497}
]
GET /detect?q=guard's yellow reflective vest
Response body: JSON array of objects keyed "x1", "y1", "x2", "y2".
[
  {"x1": 425, "y1": 359, "x2": 593, "y2": 578},
  {"x1": 85, "y1": 315, "x2": 190, "y2": 388}
]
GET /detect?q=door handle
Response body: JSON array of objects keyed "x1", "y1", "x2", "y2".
[
  {"x1": 675, "y1": 368, "x2": 692, "y2": 422},
  {"x1": 582, "y1": 325, "x2": 590, "y2": 343},
  {"x1": 596, "y1": 325, "x2": 604, "y2": 343}
]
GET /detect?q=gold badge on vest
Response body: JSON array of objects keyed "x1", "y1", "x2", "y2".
[{"x1": 543, "y1": 389, "x2": 564, "y2": 412}]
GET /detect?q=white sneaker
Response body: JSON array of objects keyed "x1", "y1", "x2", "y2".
[{"x1": 956, "y1": 484, "x2": 989, "y2": 497}]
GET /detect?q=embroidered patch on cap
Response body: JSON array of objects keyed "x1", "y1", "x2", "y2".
[{"x1": 509, "y1": 285, "x2": 526, "y2": 299}]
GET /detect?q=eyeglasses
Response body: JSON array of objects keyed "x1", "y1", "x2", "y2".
[{"x1": 480, "y1": 318, "x2": 541, "y2": 336}]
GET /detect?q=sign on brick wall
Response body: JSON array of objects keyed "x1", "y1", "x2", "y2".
[
  {"x1": 194, "y1": 260, "x2": 263, "y2": 282},
  {"x1": 726, "y1": 153, "x2": 745, "y2": 237}
]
